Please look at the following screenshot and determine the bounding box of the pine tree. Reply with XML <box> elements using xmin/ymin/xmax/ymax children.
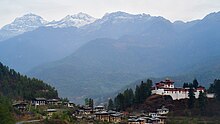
<box><xmin>207</xmin><ymin>83</ymin><xmax>215</xmax><ymax>93</ymax></box>
<box><xmin>146</xmin><ymin>79</ymin><xmax>152</xmax><ymax>97</ymax></box>
<box><xmin>139</xmin><ymin>79</ymin><xmax>152</xmax><ymax>103</ymax></box>
<box><xmin>114</xmin><ymin>93</ymin><xmax>124</xmax><ymax>111</ymax></box>
<box><xmin>135</xmin><ymin>85</ymin><xmax>141</xmax><ymax>104</ymax></box>
<box><xmin>108</xmin><ymin>98</ymin><xmax>114</xmax><ymax>110</ymax></box>
<box><xmin>188</xmin><ymin>84</ymin><xmax>195</xmax><ymax>109</ymax></box>
<box><xmin>213</xmin><ymin>79</ymin><xmax>220</xmax><ymax>100</ymax></box>
<box><xmin>183</xmin><ymin>83</ymin><xmax>189</xmax><ymax>88</ymax></box>
<box><xmin>198</xmin><ymin>91</ymin><xmax>207</xmax><ymax>115</ymax></box>
<box><xmin>123</xmin><ymin>88</ymin><xmax>134</xmax><ymax>108</ymax></box>
<box><xmin>193</xmin><ymin>79</ymin><xmax>199</xmax><ymax>89</ymax></box>
<box><xmin>85</xmin><ymin>98</ymin><xmax>89</xmax><ymax>106</ymax></box>
<box><xmin>89</xmin><ymin>98</ymin><xmax>94</xmax><ymax>108</ymax></box>
<box><xmin>128</xmin><ymin>88</ymin><xmax>134</xmax><ymax>106</ymax></box>
<box><xmin>123</xmin><ymin>89</ymin><xmax>130</xmax><ymax>108</ymax></box>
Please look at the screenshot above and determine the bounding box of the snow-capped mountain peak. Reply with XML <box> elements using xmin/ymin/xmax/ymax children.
<box><xmin>94</xmin><ymin>11</ymin><xmax>152</xmax><ymax>25</ymax></box>
<box><xmin>0</xmin><ymin>13</ymin><xmax>48</xmax><ymax>41</ymax></box>
<box><xmin>46</xmin><ymin>12</ymin><xmax>97</xmax><ymax>28</ymax></box>
<box><xmin>1</xmin><ymin>13</ymin><xmax>47</xmax><ymax>33</ymax></box>
<box><xmin>0</xmin><ymin>12</ymin><xmax>96</xmax><ymax>41</ymax></box>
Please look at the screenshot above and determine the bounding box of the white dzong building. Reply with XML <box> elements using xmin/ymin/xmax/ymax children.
<box><xmin>151</xmin><ymin>79</ymin><xmax>205</xmax><ymax>100</ymax></box>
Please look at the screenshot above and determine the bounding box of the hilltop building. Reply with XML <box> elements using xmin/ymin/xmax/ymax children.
<box><xmin>151</xmin><ymin>79</ymin><xmax>205</xmax><ymax>100</ymax></box>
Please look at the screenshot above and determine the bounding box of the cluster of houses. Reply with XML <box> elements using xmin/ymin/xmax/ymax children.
<box><xmin>73</xmin><ymin>105</ymin><xmax>169</xmax><ymax>124</ymax></box>
<box><xmin>128</xmin><ymin>106</ymin><xmax>169</xmax><ymax>124</ymax></box>
<box><xmin>13</xmin><ymin>97</ymin><xmax>169</xmax><ymax>123</ymax></box>
<box><xmin>31</xmin><ymin>98</ymin><xmax>74</xmax><ymax>107</ymax></box>
<box><xmin>12</xmin><ymin>98</ymin><xmax>74</xmax><ymax>116</ymax></box>
<box><xmin>74</xmin><ymin>105</ymin><xmax>123</xmax><ymax>123</ymax></box>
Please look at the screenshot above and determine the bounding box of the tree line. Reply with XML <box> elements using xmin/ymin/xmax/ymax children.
<box><xmin>108</xmin><ymin>79</ymin><xmax>152</xmax><ymax>111</ymax></box>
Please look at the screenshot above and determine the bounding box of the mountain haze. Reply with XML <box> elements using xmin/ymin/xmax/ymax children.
<box><xmin>0</xmin><ymin>11</ymin><xmax>220</xmax><ymax>103</ymax></box>
<box><xmin>29</xmin><ymin>12</ymin><xmax>220</xmax><ymax>103</ymax></box>
<box><xmin>0</xmin><ymin>12</ymin><xmax>172</xmax><ymax>73</ymax></box>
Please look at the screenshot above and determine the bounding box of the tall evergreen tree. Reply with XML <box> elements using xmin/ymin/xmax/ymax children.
<box><xmin>198</xmin><ymin>91</ymin><xmax>207</xmax><ymax>115</ymax></box>
<box><xmin>85</xmin><ymin>98</ymin><xmax>89</xmax><ymax>106</ymax></box>
<box><xmin>183</xmin><ymin>83</ymin><xmax>189</xmax><ymax>88</ymax></box>
<box><xmin>188</xmin><ymin>84</ymin><xmax>195</xmax><ymax>109</ymax></box>
<box><xmin>89</xmin><ymin>98</ymin><xmax>94</xmax><ymax>108</ymax></box>
<box><xmin>85</xmin><ymin>98</ymin><xmax>93</xmax><ymax>108</ymax></box>
<box><xmin>139</xmin><ymin>79</ymin><xmax>152</xmax><ymax>103</ymax></box>
<box><xmin>193</xmin><ymin>79</ymin><xmax>199</xmax><ymax>89</ymax></box>
<box><xmin>213</xmin><ymin>79</ymin><xmax>220</xmax><ymax>100</ymax></box>
<box><xmin>207</xmin><ymin>83</ymin><xmax>215</xmax><ymax>93</ymax></box>
<box><xmin>123</xmin><ymin>89</ymin><xmax>130</xmax><ymax>108</ymax></box>
<box><xmin>146</xmin><ymin>79</ymin><xmax>153</xmax><ymax>97</ymax></box>
<box><xmin>108</xmin><ymin>98</ymin><xmax>114</xmax><ymax>110</ymax></box>
<box><xmin>135</xmin><ymin>85</ymin><xmax>141</xmax><ymax>104</ymax></box>
<box><xmin>123</xmin><ymin>88</ymin><xmax>135</xmax><ymax>108</ymax></box>
<box><xmin>128</xmin><ymin>88</ymin><xmax>135</xmax><ymax>106</ymax></box>
<box><xmin>114</xmin><ymin>93</ymin><xmax>124</xmax><ymax>111</ymax></box>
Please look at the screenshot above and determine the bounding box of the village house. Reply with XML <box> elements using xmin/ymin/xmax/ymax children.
<box><xmin>76</xmin><ymin>106</ymin><xmax>93</xmax><ymax>115</ymax></box>
<box><xmin>95</xmin><ymin>111</ymin><xmax>109</xmax><ymax>122</ymax></box>
<box><xmin>68</xmin><ymin>102</ymin><xmax>74</xmax><ymax>108</ymax></box>
<box><xmin>151</xmin><ymin>79</ymin><xmax>205</xmax><ymax>100</ymax></box>
<box><xmin>62</xmin><ymin>102</ymin><xmax>75</xmax><ymax>108</ymax></box>
<box><xmin>95</xmin><ymin>110</ymin><xmax>123</xmax><ymax>123</ymax></box>
<box><xmin>46</xmin><ymin>109</ymin><xmax>57</xmax><ymax>118</ymax></box>
<box><xmin>157</xmin><ymin>106</ymin><xmax>169</xmax><ymax>115</ymax></box>
<box><xmin>32</xmin><ymin>98</ymin><xmax>47</xmax><ymax>106</ymax></box>
<box><xmin>206</xmin><ymin>93</ymin><xmax>215</xmax><ymax>98</ymax></box>
<box><xmin>109</xmin><ymin>112</ymin><xmax>123</xmax><ymax>123</ymax></box>
<box><xmin>94</xmin><ymin>105</ymin><xmax>105</xmax><ymax>112</ymax></box>
<box><xmin>47</xmin><ymin>99</ymin><xmax>59</xmax><ymax>105</ymax></box>
<box><xmin>12</xmin><ymin>101</ymin><xmax>28</xmax><ymax>112</ymax></box>
<box><xmin>128</xmin><ymin>110</ymin><xmax>168</xmax><ymax>124</ymax></box>
<box><xmin>128</xmin><ymin>118</ymin><xmax>145</xmax><ymax>124</ymax></box>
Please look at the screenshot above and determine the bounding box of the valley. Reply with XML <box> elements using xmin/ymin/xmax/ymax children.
<box><xmin>0</xmin><ymin>11</ymin><xmax>220</xmax><ymax>103</ymax></box>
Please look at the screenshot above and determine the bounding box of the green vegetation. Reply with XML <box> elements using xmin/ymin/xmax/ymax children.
<box><xmin>113</xmin><ymin>79</ymin><xmax>152</xmax><ymax>111</ymax></box>
<box><xmin>169</xmin><ymin>79</ymin><xmax>220</xmax><ymax>117</ymax></box>
<box><xmin>167</xmin><ymin>117</ymin><xmax>220</xmax><ymax>124</ymax></box>
<box><xmin>85</xmin><ymin>98</ymin><xmax>94</xmax><ymax>108</ymax></box>
<box><xmin>36</xmin><ymin>110</ymin><xmax>78</xmax><ymax>124</ymax></box>
<box><xmin>188</xmin><ymin>84</ymin><xmax>196</xmax><ymax>109</ymax></box>
<box><xmin>107</xmin><ymin>99</ymin><xmax>114</xmax><ymax>110</ymax></box>
<box><xmin>0</xmin><ymin>62</ymin><xmax>58</xmax><ymax>100</ymax></box>
<box><xmin>198</xmin><ymin>91</ymin><xmax>207</xmax><ymax>115</ymax></box>
<box><xmin>193</xmin><ymin>79</ymin><xmax>199</xmax><ymax>89</ymax></box>
<box><xmin>212</xmin><ymin>79</ymin><xmax>220</xmax><ymax>100</ymax></box>
<box><xmin>0</xmin><ymin>95</ymin><xmax>15</xmax><ymax>124</ymax></box>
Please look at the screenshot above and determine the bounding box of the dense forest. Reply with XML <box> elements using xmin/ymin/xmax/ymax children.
<box><xmin>108</xmin><ymin>79</ymin><xmax>152</xmax><ymax>111</ymax></box>
<box><xmin>0</xmin><ymin>62</ymin><xmax>58</xmax><ymax>100</ymax></box>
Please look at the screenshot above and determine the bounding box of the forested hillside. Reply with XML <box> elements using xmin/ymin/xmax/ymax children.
<box><xmin>0</xmin><ymin>62</ymin><xmax>58</xmax><ymax>100</ymax></box>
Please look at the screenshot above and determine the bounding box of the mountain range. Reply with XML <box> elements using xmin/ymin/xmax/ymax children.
<box><xmin>0</xmin><ymin>11</ymin><xmax>220</xmax><ymax>103</ymax></box>
<box><xmin>0</xmin><ymin>12</ymin><xmax>96</xmax><ymax>41</ymax></box>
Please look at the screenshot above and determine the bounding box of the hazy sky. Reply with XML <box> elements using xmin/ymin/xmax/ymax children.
<box><xmin>1</xmin><ymin>0</ymin><xmax>220</xmax><ymax>28</ymax></box>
